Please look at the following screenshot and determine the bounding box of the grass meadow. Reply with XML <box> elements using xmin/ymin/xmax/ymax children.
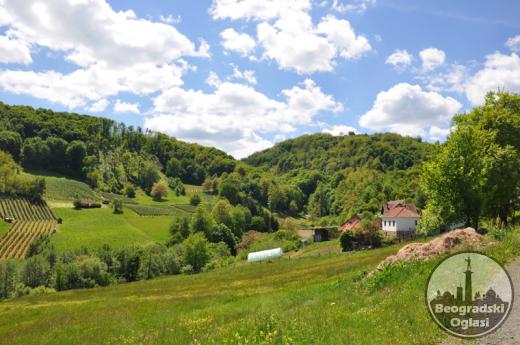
<box><xmin>51</xmin><ymin>207</ymin><xmax>172</xmax><ymax>251</ymax></box>
<box><xmin>1</xmin><ymin>226</ymin><xmax>519</xmax><ymax>344</ymax></box>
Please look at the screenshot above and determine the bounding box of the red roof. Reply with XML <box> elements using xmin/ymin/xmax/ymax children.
<box><xmin>381</xmin><ymin>200</ymin><xmax>420</xmax><ymax>218</ymax></box>
<box><xmin>339</xmin><ymin>214</ymin><xmax>361</xmax><ymax>232</ymax></box>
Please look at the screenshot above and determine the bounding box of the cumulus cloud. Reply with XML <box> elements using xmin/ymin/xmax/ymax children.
<box><xmin>211</xmin><ymin>0</ymin><xmax>371</xmax><ymax>74</ymax></box>
<box><xmin>114</xmin><ymin>100</ymin><xmax>140</xmax><ymax>114</ymax></box>
<box><xmin>323</xmin><ymin>125</ymin><xmax>358</xmax><ymax>136</ymax></box>
<box><xmin>428</xmin><ymin>126</ymin><xmax>452</xmax><ymax>141</ymax></box>
<box><xmin>0</xmin><ymin>35</ymin><xmax>32</xmax><ymax>64</ymax></box>
<box><xmin>331</xmin><ymin>0</ymin><xmax>376</xmax><ymax>14</ymax></box>
<box><xmin>229</xmin><ymin>64</ymin><xmax>257</xmax><ymax>84</ymax></box>
<box><xmin>220</xmin><ymin>28</ymin><xmax>256</xmax><ymax>56</ymax></box>
<box><xmin>385</xmin><ymin>49</ymin><xmax>413</xmax><ymax>71</ymax></box>
<box><xmin>359</xmin><ymin>83</ymin><xmax>461</xmax><ymax>138</ymax></box>
<box><xmin>210</xmin><ymin>0</ymin><xmax>312</xmax><ymax>21</ymax></box>
<box><xmin>505</xmin><ymin>35</ymin><xmax>520</xmax><ymax>52</ymax></box>
<box><xmin>0</xmin><ymin>62</ymin><xmax>189</xmax><ymax>108</ymax></box>
<box><xmin>465</xmin><ymin>52</ymin><xmax>520</xmax><ymax>105</ymax></box>
<box><xmin>0</xmin><ymin>0</ymin><xmax>203</xmax><ymax>108</ymax></box>
<box><xmin>419</xmin><ymin>47</ymin><xmax>446</xmax><ymax>71</ymax></box>
<box><xmin>146</xmin><ymin>79</ymin><xmax>342</xmax><ymax>158</ymax></box>
<box><xmin>88</xmin><ymin>98</ymin><xmax>109</xmax><ymax>113</ymax></box>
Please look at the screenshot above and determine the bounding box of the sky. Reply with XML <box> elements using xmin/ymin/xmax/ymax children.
<box><xmin>0</xmin><ymin>0</ymin><xmax>519</xmax><ymax>158</ymax></box>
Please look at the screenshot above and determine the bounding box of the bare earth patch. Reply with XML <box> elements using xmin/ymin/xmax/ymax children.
<box><xmin>369</xmin><ymin>228</ymin><xmax>488</xmax><ymax>277</ymax></box>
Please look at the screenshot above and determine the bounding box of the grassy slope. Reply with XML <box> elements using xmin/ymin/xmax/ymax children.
<box><xmin>51</xmin><ymin>207</ymin><xmax>172</xmax><ymax>251</ymax></box>
<box><xmin>3</xmin><ymin>227</ymin><xmax>519</xmax><ymax>345</ymax></box>
<box><xmin>0</xmin><ymin>243</ymin><xmax>443</xmax><ymax>345</ymax></box>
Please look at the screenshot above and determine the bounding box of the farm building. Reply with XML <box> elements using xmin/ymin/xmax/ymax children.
<box><xmin>380</xmin><ymin>200</ymin><xmax>421</xmax><ymax>238</ymax></box>
<box><xmin>339</xmin><ymin>214</ymin><xmax>361</xmax><ymax>233</ymax></box>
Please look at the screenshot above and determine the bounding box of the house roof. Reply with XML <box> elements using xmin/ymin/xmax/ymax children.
<box><xmin>339</xmin><ymin>214</ymin><xmax>361</xmax><ymax>232</ymax></box>
<box><xmin>381</xmin><ymin>200</ymin><xmax>420</xmax><ymax>218</ymax></box>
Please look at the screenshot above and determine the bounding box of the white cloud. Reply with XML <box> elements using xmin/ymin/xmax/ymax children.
<box><xmin>160</xmin><ymin>14</ymin><xmax>181</xmax><ymax>24</ymax></box>
<box><xmin>0</xmin><ymin>0</ymin><xmax>205</xmax><ymax>108</ymax></box>
<box><xmin>0</xmin><ymin>62</ymin><xmax>188</xmax><ymax>108</ymax></box>
<box><xmin>359</xmin><ymin>83</ymin><xmax>462</xmax><ymax>137</ymax></box>
<box><xmin>229</xmin><ymin>64</ymin><xmax>257</xmax><ymax>84</ymax></box>
<box><xmin>385</xmin><ymin>49</ymin><xmax>413</xmax><ymax>71</ymax></box>
<box><xmin>0</xmin><ymin>0</ymin><xmax>204</xmax><ymax>68</ymax></box>
<box><xmin>220</xmin><ymin>28</ymin><xmax>256</xmax><ymax>56</ymax></box>
<box><xmin>465</xmin><ymin>52</ymin><xmax>520</xmax><ymax>105</ymax></box>
<box><xmin>211</xmin><ymin>0</ymin><xmax>371</xmax><ymax>74</ymax></box>
<box><xmin>257</xmin><ymin>13</ymin><xmax>371</xmax><ymax>74</ymax></box>
<box><xmin>419</xmin><ymin>47</ymin><xmax>446</xmax><ymax>71</ymax></box>
<box><xmin>210</xmin><ymin>0</ymin><xmax>312</xmax><ymax>21</ymax></box>
<box><xmin>505</xmin><ymin>35</ymin><xmax>520</xmax><ymax>52</ymax></box>
<box><xmin>323</xmin><ymin>125</ymin><xmax>358</xmax><ymax>136</ymax></box>
<box><xmin>428</xmin><ymin>126</ymin><xmax>452</xmax><ymax>141</ymax></box>
<box><xmin>146</xmin><ymin>79</ymin><xmax>342</xmax><ymax>158</ymax></box>
<box><xmin>420</xmin><ymin>64</ymin><xmax>468</xmax><ymax>93</ymax></box>
<box><xmin>88</xmin><ymin>98</ymin><xmax>109</xmax><ymax>113</ymax></box>
<box><xmin>114</xmin><ymin>100</ymin><xmax>140</xmax><ymax>114</ymax></box>
<box><xmin>0</xmin><ymin>35</ymin><xmax>32</xmax><ymax>64</ymax></box>
<box><xmin>331</xmin><ymin>0</ymin><xmax>375</xmax><ymax>14</ymax></box>
<box><xmin>206</xmin><ymin>71</ymin><xmax>222</xmax><ymax>88</ymax></box>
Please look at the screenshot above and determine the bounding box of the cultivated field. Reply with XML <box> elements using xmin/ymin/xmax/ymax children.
<box><xmin>0</xmin><ymin>198</ymin><xmax>58</xmax><ymax>259</ymax></box>
<box><xmin>0</xmin><ymin>221</ymin><xmax>56</xmax><ymax>259</ymax></box>
<box><xmin>126</xmin><ymin>204</ymin><xmax>194</xmax><ymax>216</ymax></box>
<box><xmin>0</xmin><ymin>198</ymin><xmax>55</xmax><ymax>221</ymax></box>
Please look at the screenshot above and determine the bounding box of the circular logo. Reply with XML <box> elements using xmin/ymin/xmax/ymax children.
<box><xmin>425</xmin><ymin>252</ymin><xmax>514</xmax><ymax>338</ymax></box>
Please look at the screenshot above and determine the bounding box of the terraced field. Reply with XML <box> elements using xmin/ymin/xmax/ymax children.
<box><xmin>0</xmin><ymin>198</ymin><xmax>58</xmax><ymax>259</ymax></box>
<box><xmin>0</xmin><ymin>221</ymin><xmax>57</xmax><ymax>259</ymax></box>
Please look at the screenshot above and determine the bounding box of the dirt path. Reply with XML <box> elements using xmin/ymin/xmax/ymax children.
<box><xmin>476</xmin><ymin>258</ymin><xmax>520</xmax><ymax>345</ymax></box>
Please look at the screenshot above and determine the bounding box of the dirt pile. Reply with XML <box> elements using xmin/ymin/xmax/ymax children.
<box><xmin>369</xmin><ymin>228</ymin><xmax>487</xmax><ymax>277</ymax></box>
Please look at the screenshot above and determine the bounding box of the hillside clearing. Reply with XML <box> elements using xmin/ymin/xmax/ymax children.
<box><xmin>51</xmin><ymin>207</ymin><xmax>172</xmax><ymax>251</ymax></box>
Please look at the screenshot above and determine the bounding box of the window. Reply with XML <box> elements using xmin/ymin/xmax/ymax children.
<box><xmin>393</xmin><ymin>220</ymin><xmax>396</xmax><ymax>226</ymax></box>
<box><xmin>415</xmin><ymin>220</ymin><xmax>418</xmax><ymax>225</ymax></box>
<box><xmin>384</xmin><ymin>220</ymin><xmax>387</xmax><ymax>226</ymax></box>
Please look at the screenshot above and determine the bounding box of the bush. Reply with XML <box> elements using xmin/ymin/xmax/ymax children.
<box><xmin>150</xmin><ymin>181</ymin><xmax>168</xmax><ymax>201</ymax></box>
<box><xmin>340</xmin><ymin>220</ymin><xmax>382</xmax><ymax>252</ymax></box>
<box><xmin>113</xmin><ymin>199</ymin><xmax>123</xmax><ymax>214</ymax></box>
<box><xmin>124</xmin><ymin>184</ymin><xmax>136</xmax><ymax>198</ymax></box>
<box><xmin>73</xmin><ymin>198</ymin><xmax>101</xmax><ymax>209</ymax></box>
<box><xmin>190</xmin><ymin>193</ymin><xmax>201</xmax><ymax>206</ymax></box>
<box><xmin>250</xmin><ymin>216</ymin><xmax>266</xmax><ymax>231</ymax></box>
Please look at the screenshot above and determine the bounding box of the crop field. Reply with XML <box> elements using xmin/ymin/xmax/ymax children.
<box><xmin>51</xmin><ymin>207</ymin><xmax>172</xmax><ymax>250</ymax></box>
<box><xmin>42</xmin><ymin>175</ymin><xmax>99</xmax><ymax>202</ymax></box>
<box><xmin>126</xmin><ymin>204</ymin><xmax>193</xmax><ymax>216</ymax></box>
<box><xmin>99</xmin><ymin>192</ymin><xmax>138</xmax><ymax>204</ymax></box>
<box><xmin>0</xmin><ymin>221</ymin><xmax>56</xmax><ymax>259</ymax></box>
<box><xmin>0</xmin><ymin>198</ymin><xmax>55</xmax><ymax>221</ymax></box>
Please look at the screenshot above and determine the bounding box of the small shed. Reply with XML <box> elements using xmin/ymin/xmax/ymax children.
<box><xmin>247</xmin><ymin>248</ymin><xmax>283</xmax><ymax>262</ymax></box>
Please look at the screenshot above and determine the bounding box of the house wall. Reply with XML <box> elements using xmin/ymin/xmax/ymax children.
<box><xmin>381</xmin><ymin>217</ymin><xmax>420</xmax><ymax>232</ymax></box>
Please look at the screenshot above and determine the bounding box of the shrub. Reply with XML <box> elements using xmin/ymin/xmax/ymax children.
<box><xmin>124</xmin><ymin>184</ymin><xmax>136</xmax><ymax>198</ymax></box>
<box><xmin>150</xmin><ymin>181</ymin><xmax>168</xmax><ymax>201</ymax></box>
<box><xmin>190</xmin><ymin>193</ymin><xmax>201</xmax><ymax>206</ymax></box>
<box><xmin>113</xmin><ymin>199</ymin><xmax>123</xmax><ymax>214</ymax></box>
<box><xmin>250</xmin><ymin>216</ymin><xmax>266</xmax><ymax>231</ymax></box>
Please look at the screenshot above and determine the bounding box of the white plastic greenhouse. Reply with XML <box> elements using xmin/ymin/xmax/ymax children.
<box><xmin>247</xmin><ymin>248</ymin><xmax>283</xmax><ymax>262</ymax></box>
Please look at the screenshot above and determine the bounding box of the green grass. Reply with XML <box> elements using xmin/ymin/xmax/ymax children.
<box><xmin>34</xmin><ymin>174</ymin><xmax>99</xmax><ymax>203</ymax></box>
<box><xmin>0</xmin><ymin>221</ymin><xmax>10</xmax><ymax>237</ymax></box>
<box><xmin>51</xmin><ymin>207</ymin><xmax>172</xmax><ymax>251</ymax></box>
<box><xmin>126</xmin><ymin>204</ymin><xmax>193</xmax><ymax>217</ymax></box>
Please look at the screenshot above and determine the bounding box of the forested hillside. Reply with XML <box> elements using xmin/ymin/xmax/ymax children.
<box><xmin>0</xmin><ymin>102</ymin><xmax>236</xmax><ymax>191</ymax></box>
<box><xmin>242</xmin><ymin>133</ymin><xmax>433</xmax><ymax>222</ymax></box>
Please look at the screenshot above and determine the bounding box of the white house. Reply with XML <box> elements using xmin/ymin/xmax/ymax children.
<box><xmin>381</xmin><ymin>200</ymin><xmax>421</xmax><ymax>238</ymax></box>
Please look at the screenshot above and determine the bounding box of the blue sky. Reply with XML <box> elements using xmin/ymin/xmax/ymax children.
<box><xmin>0</xmin><ymin>0</ymin><xmax>519</xmax><ymax>158</ymax></box>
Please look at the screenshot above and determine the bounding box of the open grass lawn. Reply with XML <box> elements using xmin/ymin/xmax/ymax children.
<box><xmin>51</xmin><ymin>207</ymin><xmax>172</xmax><ymax>251</ymax></box>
